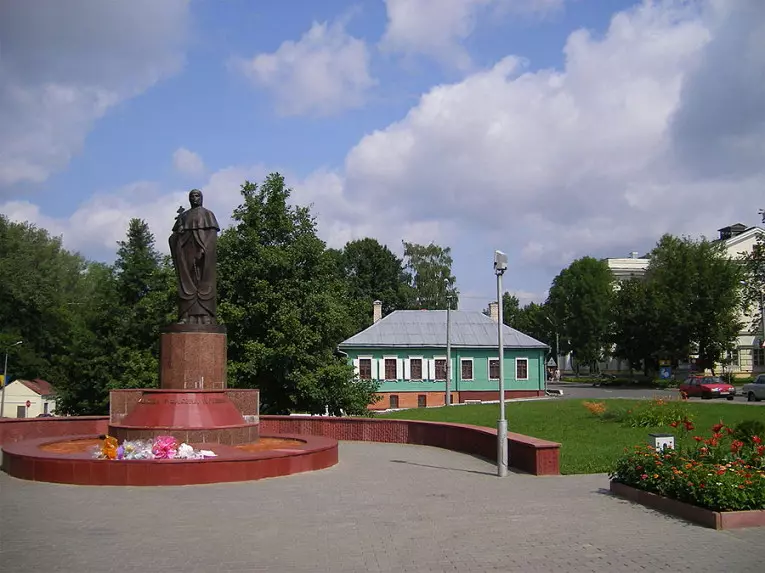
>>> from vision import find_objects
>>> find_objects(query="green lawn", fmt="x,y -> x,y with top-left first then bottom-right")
378,400 -> 765,474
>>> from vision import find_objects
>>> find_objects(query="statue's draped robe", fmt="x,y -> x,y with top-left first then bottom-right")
169,207 -> 220,322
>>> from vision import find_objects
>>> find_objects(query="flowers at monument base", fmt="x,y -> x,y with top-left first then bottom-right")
93,435 -> 216,461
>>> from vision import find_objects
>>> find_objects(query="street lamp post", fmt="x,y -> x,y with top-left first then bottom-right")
545,315 -> 561,386
494,250 -> 508,477
445,279 -> 452,407
1,340 -> 23,418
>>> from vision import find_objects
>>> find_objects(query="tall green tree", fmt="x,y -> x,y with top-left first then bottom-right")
611,278 -> 658,374
741,231 -> 765,338
218,174 -> 379,415
0,216 -> 86,386
500,293 -> 522,327
518,302 -> 555,350
402,241 -> 457,309
340,238 -> 412,328
547,257 -> 614,371
646,234 -> 742,371
114,218 -> 175,348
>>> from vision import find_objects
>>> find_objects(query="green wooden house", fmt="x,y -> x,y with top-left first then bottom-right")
338,305 -> 548,410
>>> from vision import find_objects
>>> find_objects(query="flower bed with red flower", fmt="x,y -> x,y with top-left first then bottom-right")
610,422 -> 765,511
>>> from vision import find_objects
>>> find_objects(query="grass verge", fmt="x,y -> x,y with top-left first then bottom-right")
378,400 -> 765,474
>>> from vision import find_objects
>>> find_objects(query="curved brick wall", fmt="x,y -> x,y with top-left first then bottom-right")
260,416 -> 560,475
1,414 -> 560,476
0,416 -> 108,445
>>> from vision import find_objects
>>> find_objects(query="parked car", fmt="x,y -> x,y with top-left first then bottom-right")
742,375 -> 765,402
678,375 -> 736,400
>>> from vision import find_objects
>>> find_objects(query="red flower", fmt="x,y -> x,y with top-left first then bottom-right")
669,421 -> 678,428
753,435 -> 762,445
756,445 -> 765,456
641,474 -> 648,480
684,421 -> 694,431
726,427 -> 735,435
711,422 -> 724,433
731,440 -> 745,454
693,436 -> 703,442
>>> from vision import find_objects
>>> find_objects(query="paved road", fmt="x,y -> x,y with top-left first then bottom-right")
1,442 -> 761,572
548,382 -> 765,405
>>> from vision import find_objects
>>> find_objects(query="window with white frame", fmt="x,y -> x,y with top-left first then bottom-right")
384,358 -> 397,380
460,358 -> 473,380
755,348 -> 765,367
516,358 -> 529,380
410,358 -> 423,380
727,349 -> 739,366
488,358 -> 500,380
359,358 -> 372,380
434,358 -> 447,380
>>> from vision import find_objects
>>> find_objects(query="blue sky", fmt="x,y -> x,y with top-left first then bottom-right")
2,0 -> 764,311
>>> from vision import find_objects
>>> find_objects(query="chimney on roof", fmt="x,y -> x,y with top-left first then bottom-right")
630,251 -> 639,259
373,300 -> 382,324
718,223 -> 748,241
488,301 -> 499,322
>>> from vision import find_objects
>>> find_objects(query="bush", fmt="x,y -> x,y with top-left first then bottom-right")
733,420 -> 765,446
610,421 -> 765,511
581,396 -> 693,428
621,397 -> 693,428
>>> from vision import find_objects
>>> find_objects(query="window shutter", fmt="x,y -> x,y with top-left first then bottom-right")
397,358 -> 403,380
353,358 -> 360,377
371,359 -> 378,380
404,359 -> 411,380
429,359 -> 436,380
378,358 -> 386,380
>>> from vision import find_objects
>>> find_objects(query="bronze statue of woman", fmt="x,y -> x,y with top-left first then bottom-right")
169,189 -> 220,324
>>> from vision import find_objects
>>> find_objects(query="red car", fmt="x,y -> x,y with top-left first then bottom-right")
679,375 -> 736,400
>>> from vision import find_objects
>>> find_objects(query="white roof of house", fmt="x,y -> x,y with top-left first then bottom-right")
339,310 -> 548,349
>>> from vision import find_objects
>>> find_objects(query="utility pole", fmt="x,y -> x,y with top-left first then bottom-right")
445,279 -> 452,407
1,340 -> 23,418
494,250 -> 508,477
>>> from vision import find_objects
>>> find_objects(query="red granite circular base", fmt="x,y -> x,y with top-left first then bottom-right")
1,433 -> 338,486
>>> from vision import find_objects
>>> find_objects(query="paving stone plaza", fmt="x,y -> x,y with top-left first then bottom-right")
1,442 -> 761,572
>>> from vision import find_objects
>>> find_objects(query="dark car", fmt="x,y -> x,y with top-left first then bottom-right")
678,375 -> 736,400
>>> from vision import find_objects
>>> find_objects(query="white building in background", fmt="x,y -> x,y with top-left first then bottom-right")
0,379 -> 56,418
603,223 -> 764,376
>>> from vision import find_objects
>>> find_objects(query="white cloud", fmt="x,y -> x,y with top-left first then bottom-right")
0,162 -> 267,258
337,0 -> 765,272
235,20 -> 375,116
0,0 -> 190,189
380,0 -> 565,69
172,148 -> 206,177
4,0 -> 764,307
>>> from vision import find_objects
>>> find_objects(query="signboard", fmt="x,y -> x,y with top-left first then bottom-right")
546,357 -> 557,367
659,366 -> 672,380
658,359 -> 671,367
26,400 -> 31,408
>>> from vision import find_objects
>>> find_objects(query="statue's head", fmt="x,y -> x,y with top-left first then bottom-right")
189,189 -> 203,208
